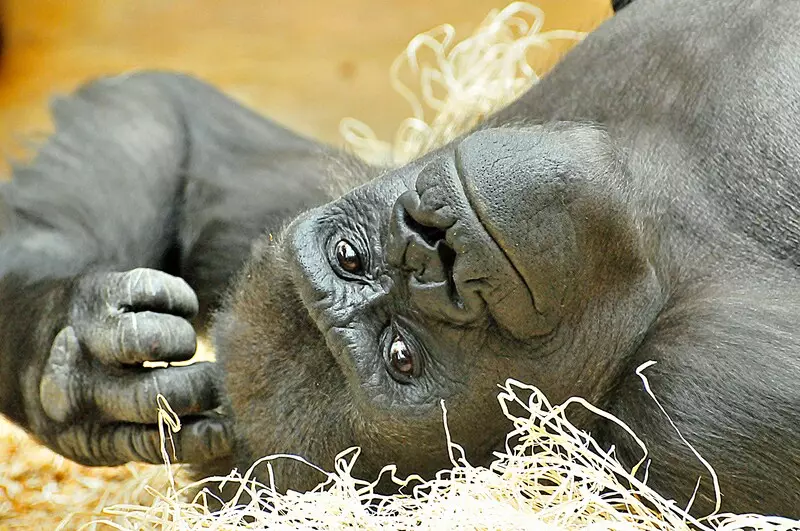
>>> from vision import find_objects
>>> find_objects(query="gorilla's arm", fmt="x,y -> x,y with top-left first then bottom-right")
603,281 -> 800,514
0,72 -> 353,466
0,73 -> 224,466
166,75 -> 364,326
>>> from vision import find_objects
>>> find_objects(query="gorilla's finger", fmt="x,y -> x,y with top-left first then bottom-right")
83,311 -> 197,365
39,326 -> 84,423
109,268 -> 199,318
57,417 -> 233,466
56,422 -> 163,466
172,416 -> 233,464
91,362 -> 220,424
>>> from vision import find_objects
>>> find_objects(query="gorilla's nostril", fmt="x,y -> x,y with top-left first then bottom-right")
388,189 -> 460,295
437,241 -> 455,269
384,161 -> 495,326
403,210 -> 447,247
436,242 -> 460,306
388,189 -> 452,271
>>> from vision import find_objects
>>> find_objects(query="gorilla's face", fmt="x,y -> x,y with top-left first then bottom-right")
215,124 -> 662,491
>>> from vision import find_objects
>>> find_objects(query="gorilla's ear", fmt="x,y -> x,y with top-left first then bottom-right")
612,0 -> 635,11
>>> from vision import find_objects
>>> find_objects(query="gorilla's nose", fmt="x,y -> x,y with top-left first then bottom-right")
387,185 -> 487,325
386,149 -> 561,339
389,194 -> 450,284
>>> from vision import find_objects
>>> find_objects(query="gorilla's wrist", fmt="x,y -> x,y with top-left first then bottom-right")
0,275 -> 74,431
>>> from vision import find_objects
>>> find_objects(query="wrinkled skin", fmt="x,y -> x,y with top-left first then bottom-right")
0,0 -> 798,519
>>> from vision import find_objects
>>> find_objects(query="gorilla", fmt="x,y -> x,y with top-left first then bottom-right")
0,0 -> 798,519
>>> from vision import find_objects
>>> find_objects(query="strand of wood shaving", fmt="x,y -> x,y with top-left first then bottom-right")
92,378 -> 800,530
0,420 -> 190,530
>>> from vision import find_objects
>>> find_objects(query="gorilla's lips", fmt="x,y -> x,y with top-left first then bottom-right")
452,129 -> 579,340
399,141 -> 564,340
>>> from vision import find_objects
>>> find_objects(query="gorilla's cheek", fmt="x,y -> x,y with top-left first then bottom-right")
212,244 -> 357,490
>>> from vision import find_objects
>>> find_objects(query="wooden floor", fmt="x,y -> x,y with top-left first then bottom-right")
0,0 -> 611,166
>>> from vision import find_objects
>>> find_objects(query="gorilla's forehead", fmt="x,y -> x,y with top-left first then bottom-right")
329,143 -> 459,214
336,161 -> 420,209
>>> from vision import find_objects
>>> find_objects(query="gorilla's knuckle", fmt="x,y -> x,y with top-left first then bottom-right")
114,315 -> 133,357
126,267 -> 156,296
201,421 -> 232,458
56,427 -> 97,466
106,268 -> 154,306
108,268 -> 199,316
130,429 -> 163,464
108,311 -> 196,364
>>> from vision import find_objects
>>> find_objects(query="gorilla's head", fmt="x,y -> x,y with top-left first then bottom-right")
213,123 -> 662,491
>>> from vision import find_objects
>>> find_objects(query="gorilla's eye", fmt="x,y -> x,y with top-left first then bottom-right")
389,337 -> 414,376
382,324 -> 424,384
335,239 -> 364,275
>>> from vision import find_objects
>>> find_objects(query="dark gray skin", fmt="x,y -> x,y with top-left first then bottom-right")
0,0 -> 798,518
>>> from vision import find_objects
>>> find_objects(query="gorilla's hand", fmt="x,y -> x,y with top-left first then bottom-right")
30,268 -> 231,467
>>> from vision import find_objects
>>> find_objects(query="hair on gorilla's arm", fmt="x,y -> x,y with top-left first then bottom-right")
600,277 -> 800,515
0,71 -> 371,466
0,70 -> 366,467
612,0 -> 636,11
165,75 -> 371,327
0,73 -> 190,426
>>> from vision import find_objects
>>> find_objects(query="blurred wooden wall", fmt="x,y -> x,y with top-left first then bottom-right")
0,0 -> 611,163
